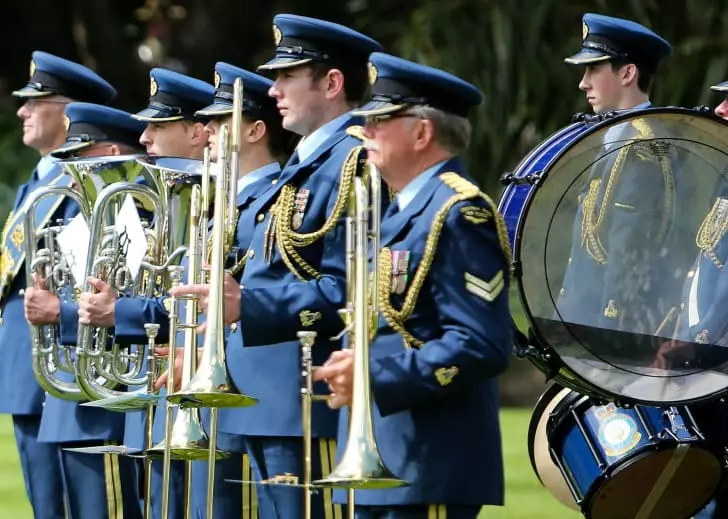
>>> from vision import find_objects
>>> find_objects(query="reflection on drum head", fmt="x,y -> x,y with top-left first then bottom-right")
514,108 -> 728,404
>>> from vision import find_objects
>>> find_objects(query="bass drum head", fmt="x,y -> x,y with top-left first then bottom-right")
527,383 -> 579,511
516,107 -> 728,405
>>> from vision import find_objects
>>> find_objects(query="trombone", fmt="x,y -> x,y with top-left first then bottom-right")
159,77 -> 257,519
295,163 -> 408,519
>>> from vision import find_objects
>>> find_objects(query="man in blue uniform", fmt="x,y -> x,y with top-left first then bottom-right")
170,14 -> 383,519
71,67 -> 214,519
0,50 -> 116,518
555,14 -> 677,336
676,80 -> 728,519
24,102 -> 147,519
312,52 -> 513,519
108,64 -> 293,519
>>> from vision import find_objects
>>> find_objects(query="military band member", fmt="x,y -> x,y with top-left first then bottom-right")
1,50 -> 116,518
68,67 -> 215,519
676,82 -> 728,519
555,14 -> 677,335
112,64 -> 293,519
24,102 -> 146,519
310,52 -> 512,519
170,14 -> 383,519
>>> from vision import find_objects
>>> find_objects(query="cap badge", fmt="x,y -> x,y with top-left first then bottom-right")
150,77 -> 158,97
29,59 -> 36,79
214,71 -> 221,89
368,62 -> 378,86
582,21 -> 589,41
63,114 -> 71,133
273,24 -> 283,46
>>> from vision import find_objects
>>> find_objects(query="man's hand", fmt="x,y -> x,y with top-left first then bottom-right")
24,274 -> 60,325
78,277 -> 116,326
169,272 -> 242,332
312,349 -> 354,409
153,346 -> 199,392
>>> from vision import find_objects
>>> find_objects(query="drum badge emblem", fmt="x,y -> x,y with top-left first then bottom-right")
597,406 -> 642,457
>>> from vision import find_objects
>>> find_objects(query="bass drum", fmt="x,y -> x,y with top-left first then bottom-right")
504,107 -> 728,405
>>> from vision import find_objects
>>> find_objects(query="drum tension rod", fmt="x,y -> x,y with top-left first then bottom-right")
499,172 -> 542,186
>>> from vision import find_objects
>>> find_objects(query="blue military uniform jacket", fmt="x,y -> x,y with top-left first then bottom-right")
334,159 -> 511,506
556,111 -> 682,335
0,162 -> 77,415
220,113 -> 362,439
677,183 -> 728,347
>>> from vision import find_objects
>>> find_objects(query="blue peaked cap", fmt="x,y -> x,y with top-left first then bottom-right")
258,14 -> 382,71
134,68 -> 214,122
354,53 -> 483,118
13,51 -> 116,104
51,103 -> 145,158
564,14 -> 672,69
196,63 -> 279,118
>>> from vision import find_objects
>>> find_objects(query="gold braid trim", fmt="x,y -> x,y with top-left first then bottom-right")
345,125 -> 366,141
580,119 -> 674,265
378,172 -> 512,349
273,145 -> 361,280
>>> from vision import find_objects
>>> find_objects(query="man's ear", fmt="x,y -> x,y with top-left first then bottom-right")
247,120 -> 267,144
412,118 -> 435,152
323,68 -> 346,101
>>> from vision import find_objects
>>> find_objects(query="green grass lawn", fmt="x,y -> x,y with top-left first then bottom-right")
0,410 -> 581,518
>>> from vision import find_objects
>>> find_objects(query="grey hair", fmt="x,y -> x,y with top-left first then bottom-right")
406,105 -> 471,154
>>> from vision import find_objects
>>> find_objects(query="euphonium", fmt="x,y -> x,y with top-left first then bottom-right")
314,165 -> 408,490
74,155 -> 206,402
24,154 -> 143,401
23,181 -> 92,401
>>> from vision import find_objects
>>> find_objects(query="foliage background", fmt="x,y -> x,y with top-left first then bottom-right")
2,0 -> 728,404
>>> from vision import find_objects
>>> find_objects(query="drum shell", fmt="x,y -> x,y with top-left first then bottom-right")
547,392 -> 722,519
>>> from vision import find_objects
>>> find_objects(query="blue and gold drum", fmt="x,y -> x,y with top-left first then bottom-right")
508,107 -> 728,518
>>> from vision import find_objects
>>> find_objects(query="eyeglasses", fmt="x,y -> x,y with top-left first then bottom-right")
363,112 -> 419,128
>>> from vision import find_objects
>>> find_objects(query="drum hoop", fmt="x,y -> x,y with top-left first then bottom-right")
512,106 -> 728,403
527,382 -> 571,476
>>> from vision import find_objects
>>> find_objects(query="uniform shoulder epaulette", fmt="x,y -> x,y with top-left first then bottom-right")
439,172 -> 479,198
345,125 -> 366,141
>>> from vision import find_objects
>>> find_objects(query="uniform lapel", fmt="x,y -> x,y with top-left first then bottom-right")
380,158 -> 466,247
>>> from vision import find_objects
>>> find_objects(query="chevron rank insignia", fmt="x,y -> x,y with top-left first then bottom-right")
464,271 -> 504,302
460,206 -> 491,224
435,366 -> 459,386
